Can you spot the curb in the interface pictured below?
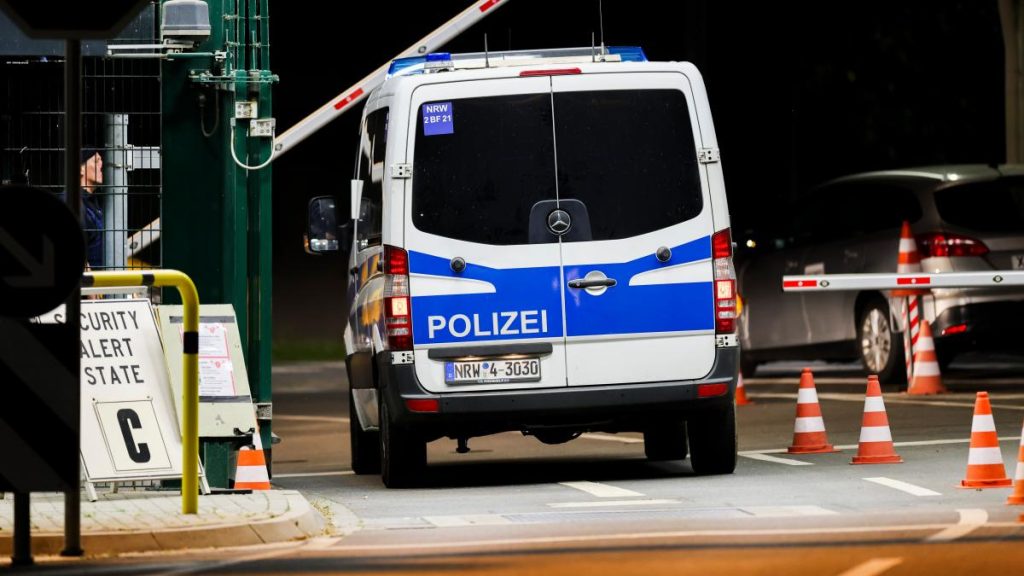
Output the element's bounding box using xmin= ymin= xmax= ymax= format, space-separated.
xmin=0 ymin=491 xmax=325 ymax=557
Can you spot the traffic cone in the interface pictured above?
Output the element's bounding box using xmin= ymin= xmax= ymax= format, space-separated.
xmin=892 ymin=220 xmax=926 ymax=297
xmin=787 ymin=368 xmax=838 ymax=454
xmin=851 ymin=375 xmax=902 ymax=464
xmin=907 ymin=320 xmax=947 ymax=395
xmin=961 ymin=391 xmax=1012 ymax=488
xmin=736 ymin=372 xmax=754 ymax=406
xmin=1007 ymin=420 xmax=1024 ymax=504
xmin=234 ymin=424 xmax=271 ymax=490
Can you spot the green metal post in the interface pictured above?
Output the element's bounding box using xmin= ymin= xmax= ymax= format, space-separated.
xmin=161 ymin=0 xmax=275 ymax=485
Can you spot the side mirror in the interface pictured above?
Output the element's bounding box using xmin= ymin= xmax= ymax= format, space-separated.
xmin=350 ymin=179 xmax=364 ymax=221
xmin=305 ymin=196 xmax=348 ymax=254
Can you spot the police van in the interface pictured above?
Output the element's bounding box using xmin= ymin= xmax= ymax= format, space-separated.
xmin=306 ymin=46 xmax=739 ymax=487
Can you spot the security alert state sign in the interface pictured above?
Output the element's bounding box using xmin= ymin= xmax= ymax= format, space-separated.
xmin=78 ymin=299 xmax=184 ymax=484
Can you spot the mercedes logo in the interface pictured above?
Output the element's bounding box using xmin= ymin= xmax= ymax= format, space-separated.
xmin=547 ymin=209 xmax=572 ymax=235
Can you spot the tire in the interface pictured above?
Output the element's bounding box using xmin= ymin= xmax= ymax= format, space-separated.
xmin=644 ymin=420 xmax=688 ymax=461
xmin=687 ymin=403 xmax=737 ymax=475
xmin=857 ymin=298 xmax=906 ymax=387
xmin=379 ymin=398 xmax=426 ymax=488
xmin=349 ymin=390 xmax=380 ymax=475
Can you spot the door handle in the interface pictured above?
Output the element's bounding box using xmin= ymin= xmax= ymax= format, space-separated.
xmin=568 ymin=278 xmax=617 ymax=289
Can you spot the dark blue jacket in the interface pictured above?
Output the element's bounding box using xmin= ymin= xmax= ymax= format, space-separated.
xmin=57 ymin=190 xmax=104 ymax=268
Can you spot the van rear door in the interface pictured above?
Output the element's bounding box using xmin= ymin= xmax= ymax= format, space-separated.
xmin=405 ymin=78 xmax=568 ymax=393
xmin=550 ymin=73 xmax=717 ymax=386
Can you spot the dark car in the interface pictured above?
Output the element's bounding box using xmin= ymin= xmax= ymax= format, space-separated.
xmin=738 ymin=165 xmax=1024 ymax=383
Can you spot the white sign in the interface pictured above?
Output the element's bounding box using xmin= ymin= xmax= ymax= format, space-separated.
xmin=79 ymin=300 xmax=185 ymax=483
xmin=198 ymin=358 xmax=236 ymax=397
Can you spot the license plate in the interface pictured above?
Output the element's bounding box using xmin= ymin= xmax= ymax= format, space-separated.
xmin=445 ymin=358 xmax=541 ymax=384
xmin=1013 ymin=254 xmax=1024 ymax=270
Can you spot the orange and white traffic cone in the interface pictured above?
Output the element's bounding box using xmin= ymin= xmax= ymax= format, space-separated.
xmin=1007 ymin=420 xmax=1024 ymax=504
xmin=736 ymin=372 xmax=754 ymax=406
xmin=235 ymin=424 xmax=271 ymax=490
xmin=787 ymin=368 xmax=838 ymax=454
xmin=907 ymin=320 xmax=947 ymax=395
xmin=851 ymin=375 xmax=902 ymax=464
xmin=892 ymin=220 xmax=927 ymax=385
xmin=961 ymin=391 xmax=1012 ymax=488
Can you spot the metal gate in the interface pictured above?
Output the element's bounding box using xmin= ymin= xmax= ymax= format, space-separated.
xmin=0 ymin=5 xmax=161 ymax=270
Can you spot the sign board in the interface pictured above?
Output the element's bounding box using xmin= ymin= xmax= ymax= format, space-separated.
xmin=157 ymin=305 xmax=258 ymax=438
xmin=77 ymin=299 xmax=186 ymax=483
xmin=0 ymin=185 xmax=83 ymax=493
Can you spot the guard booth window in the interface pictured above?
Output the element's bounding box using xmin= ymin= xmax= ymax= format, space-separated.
xmin=356 ymin=108 xmax=388 ymax=249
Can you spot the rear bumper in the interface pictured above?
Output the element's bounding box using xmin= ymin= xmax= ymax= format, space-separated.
xmin=376 ymin=346 xmax=739 ymax=438
xmin=933 ymin=300 xmax=1024 ymax=356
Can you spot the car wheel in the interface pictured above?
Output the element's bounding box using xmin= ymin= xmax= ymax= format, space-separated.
xmin=687 ymin=404 xmax=737 ymax=475
xmin=644 ymin=420 xmax=688 ymax=461
xmin=857 ymin=298 xmax=906 ymax=386
xmin=379 ymin=398 xmax=426 ymax=488
xmin=349 ymin=390 xmax=380 ymax=475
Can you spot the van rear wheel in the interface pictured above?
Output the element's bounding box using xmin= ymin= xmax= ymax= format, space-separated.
xmin=644 ymin=420 xmax=688 ymax=461
xmin=379 ymin=399 xmax=426 ymax=488
xmin=687 ymin=404 xmax=737 ymax=475
xmin=349 ymin=390 xmax=380 ymax=475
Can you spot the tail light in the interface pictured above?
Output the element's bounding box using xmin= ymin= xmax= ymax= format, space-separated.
xmin=383 ymin=245 xmax=413 ymax=351
xmin=915 ymin=232 xmax=989 ymax=258
xmin=712 ymin=228 xmax=737 ymax=334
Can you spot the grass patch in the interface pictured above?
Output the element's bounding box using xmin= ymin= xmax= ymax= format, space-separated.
xmin=272 ymin=339 xmax=345 ymax=362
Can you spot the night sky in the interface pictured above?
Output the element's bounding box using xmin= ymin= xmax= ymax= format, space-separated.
xmin=270 ymin=0 xmax=1004 ymax=342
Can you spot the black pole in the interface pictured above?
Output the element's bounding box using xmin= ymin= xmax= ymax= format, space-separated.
xmin=61 ymin=37 xmax=84 ymax=558
xmin=11 ymin=492 xmax=32 ymax=566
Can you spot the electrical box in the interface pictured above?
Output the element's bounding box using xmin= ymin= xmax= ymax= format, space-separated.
xmin=234 ymin=100 xmax=258 ymax=119
xmin=249 ymin=117 xmax=276 ymax=138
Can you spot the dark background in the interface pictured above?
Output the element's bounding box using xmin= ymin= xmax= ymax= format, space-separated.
xmin=270 ymin=0 xmax=1004 ymax=349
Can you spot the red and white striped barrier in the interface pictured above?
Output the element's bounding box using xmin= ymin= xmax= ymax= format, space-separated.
xmin=782 ymin=271 xmax=1024 ymax=292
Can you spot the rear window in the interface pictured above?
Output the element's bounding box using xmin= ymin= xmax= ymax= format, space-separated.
xmin=934 ymin=178 xmax=1024 ymax=232
xmin=553 ymin=89 xmax=703 ymax=241
xmin=412 ymin=93 xmax=556 ymax=245
xmin=411 ymin=88 xmax=703 ymax=245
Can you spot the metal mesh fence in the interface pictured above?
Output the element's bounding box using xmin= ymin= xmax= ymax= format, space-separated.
xmin=0 ymin=14 xmax=162 ymax=270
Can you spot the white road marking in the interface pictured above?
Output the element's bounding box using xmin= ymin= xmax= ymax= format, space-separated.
xmin=559 ymin=481 xmax=644 ymax=498
xmin=273 ymin=470 xmax=355 ymax=478
xmin=579 ymin=432 xmax=644 ymax=444
xmin=739 ymin=452 xmax=813 ymax=466
xmin=863 ymin=477 xmax=941 ymax=497
xmin=740 ymin=505 xmax=837 ymax=517
xmin=328 ymin=521 xmax=1022 ymax=553
xmin=836 ymin=557 xmax=904 ymax=576
xmin=926 ymin=509 xmax=988 ymax=542
xmin=274 ymin=414 xmax=349 ymax=423
xmin=424 ymin=514 xmax=512 ymax=527
xmin=548 ymin=499 xmax=678 ymax=509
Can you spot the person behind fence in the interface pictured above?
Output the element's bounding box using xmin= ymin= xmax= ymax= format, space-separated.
xmin=64 ymin=148 xmax=105 ymax=268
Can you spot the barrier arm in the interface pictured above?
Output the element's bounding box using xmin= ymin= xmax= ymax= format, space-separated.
xmin=82 ymin=270 xmax=200 ymax=515
xmin=782 ymin=271 xmax=1024 ymax=292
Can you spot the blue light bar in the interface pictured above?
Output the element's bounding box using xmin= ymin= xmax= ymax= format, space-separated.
xmin=386 ymin=46 xmax=649 ymax=79
xmin=607 ymin=46 xmax=648 ymax=62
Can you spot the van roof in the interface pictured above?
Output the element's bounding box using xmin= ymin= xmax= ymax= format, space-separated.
xmin=385 ymin=46 xmax=648 ymax=80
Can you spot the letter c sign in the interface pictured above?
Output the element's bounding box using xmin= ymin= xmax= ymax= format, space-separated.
xmin=117 ymin=408 xmax=151 ymax=464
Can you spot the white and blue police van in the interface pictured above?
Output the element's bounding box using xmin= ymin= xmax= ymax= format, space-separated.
xmin=306 ymin=46 xmax=739 ymax=487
